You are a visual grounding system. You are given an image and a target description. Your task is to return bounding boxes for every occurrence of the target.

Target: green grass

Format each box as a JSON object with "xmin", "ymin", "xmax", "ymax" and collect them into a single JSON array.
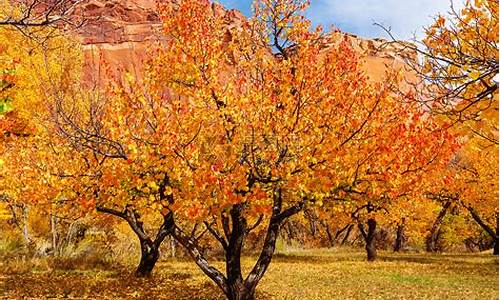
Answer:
[{"xmin": 0, "ymin": 248, "xmax": 497, "ymax": 299}]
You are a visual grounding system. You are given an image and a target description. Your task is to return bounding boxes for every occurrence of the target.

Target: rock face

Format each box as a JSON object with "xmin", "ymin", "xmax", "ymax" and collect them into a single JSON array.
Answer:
[
  {"xmin": 74, "ymin": 0, "xmax": 162, "ymax": 82},
  {"xmin": 77, "ymin": 0, "xmax": 160, "ymax": 45},
  {"xmin": 324, "ymin": 32, "xmax": 415, "ymax": 82},
  {"xmin": 74, "ymin": 0, "xmax": 411, "ymax": 83}
]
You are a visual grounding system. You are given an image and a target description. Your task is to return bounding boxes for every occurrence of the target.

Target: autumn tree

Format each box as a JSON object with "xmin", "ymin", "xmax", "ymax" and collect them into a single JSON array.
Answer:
[
  {"xmin": 328, "ymin": 107, "xmax": 457, "ymax": 260},
  {"xmin": 150, "ymin": 0, "xmax": 453, "ymax": 294},
  {"xmin": 440, "ymin": 137, "xmax": 499, "ymax": 254},
  {"xmin": 381, "ymin": 0, "xmax": 498, "ymax": 142},
  {"xmin": 48, "ymin": 0, "xmax": 457, "ymax": 298},
  {"xmin": 0, "ymin": 1, "xmax": 172, "ymax": 274},
  {"xmin": 49, "ymin": 74, "xmax": 176, "ymax": 276},
  {"xmin": 380, "ymin": 0, "xmax": 498, "ymax": 254},
  {"xmin": 0, "ymin": 17, "xmax": 90, "ymax": 256},
  {"xmin": 151, "ymin": 0, "xmax": 413, "ymax": 295}
]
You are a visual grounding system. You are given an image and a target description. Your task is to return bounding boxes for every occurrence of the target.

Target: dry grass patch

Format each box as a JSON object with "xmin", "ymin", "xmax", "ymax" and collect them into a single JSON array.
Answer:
[{"xmin": 0, "ymin": 248, "xmax": 497, "ymax": 299}]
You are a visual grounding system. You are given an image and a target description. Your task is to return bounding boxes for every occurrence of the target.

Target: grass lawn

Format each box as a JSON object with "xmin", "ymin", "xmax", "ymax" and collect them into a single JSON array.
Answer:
[{"xmin": 0, "ymin": 248, "xmax": 497, "ymax": 299}]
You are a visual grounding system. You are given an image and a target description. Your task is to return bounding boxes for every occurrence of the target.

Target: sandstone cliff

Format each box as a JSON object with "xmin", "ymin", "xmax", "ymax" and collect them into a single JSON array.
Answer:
[{"xmin": 75, "ymin": 0, "xmax": 411, "ymax": 83}]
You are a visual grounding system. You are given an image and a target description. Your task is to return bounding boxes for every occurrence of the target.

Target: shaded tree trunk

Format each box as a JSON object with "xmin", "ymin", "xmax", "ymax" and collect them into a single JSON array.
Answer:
[
  {"xmin": 359, "ymin": 218, "xmax": 377, "ymax": 261},
  {"xmin": 97, "ymin": 175, "xmax": 175, "ymax": 277},
  {"xmin": 331, "ymin": 224, "xmax": 350, "ymax": 246},
  {"xmin": 225, "ymin": 204, "xmax": 253, "ymax": 300},
  {"xmin": 136, "ymin": 240, "xmax": 160, "ymax": 277},
  {"xmin": 393, "ymin": 219, "xmax": 405, "ymax": 252},
  {"xmin": 97, "ymin": 206, "xmax": 173, "ymax": 277},
  {"xmin": 320, "ymin": 220, "xmax": 334, "ymax": 247},
  {"xmin": 340, "ymin": 224, "xmax": 354, "ymax": 246},
  {"xmin": 426, "ymin": 201, "xmax": 451, "ymax": 252},
  {"xmin": 465, "ymin": 205, "xmax": 499, "ymax": 256}
]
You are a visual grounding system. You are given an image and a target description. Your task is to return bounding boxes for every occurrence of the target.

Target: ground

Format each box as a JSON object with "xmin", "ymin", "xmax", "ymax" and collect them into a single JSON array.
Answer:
[{"xmin": 0, "ymin": 248, "xmax": 497, "ymax": 299}]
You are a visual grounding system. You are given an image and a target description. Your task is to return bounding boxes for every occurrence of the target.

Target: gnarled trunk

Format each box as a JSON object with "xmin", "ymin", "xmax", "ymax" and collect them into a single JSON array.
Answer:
[
  {"xmin": 426, "ymin": 201, "xmax": 451, "ymax": 252},
  {"xmin": 171, "ymin": 188, "xmax": 304, "ymax": 300},
  {"xmin": 96, "ymin": 205, "xmax": 174, "ymax": 277},
  {"xmin": 465, "ymin": 205, "xmax": 499, "ymax": 256},
  {"xmin": 136, "ymin": 241, "xmax": 160, "ymax": 277}
]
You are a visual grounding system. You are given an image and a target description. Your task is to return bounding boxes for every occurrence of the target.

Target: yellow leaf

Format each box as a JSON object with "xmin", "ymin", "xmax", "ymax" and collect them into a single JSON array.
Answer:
[{"xmin": 165, "ymin": 186, "xmax": 173, "ymax": 195}]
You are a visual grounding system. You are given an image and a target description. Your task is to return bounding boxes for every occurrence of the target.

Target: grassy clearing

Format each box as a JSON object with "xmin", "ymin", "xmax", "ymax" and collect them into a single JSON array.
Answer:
[{"xmin": 0, "ymin": 248, "xmax": 497, "ymax": 299}]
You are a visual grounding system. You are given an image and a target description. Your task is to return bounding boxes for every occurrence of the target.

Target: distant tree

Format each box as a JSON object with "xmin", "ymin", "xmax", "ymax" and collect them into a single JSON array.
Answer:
[
  {"xmin": 0, "ymin": 24, "xmax": 84, "ymax": 252},
  {"xmin": 381, "ymin": 0, "xmax": 499, "ymax": 255},
  {"xmin": 380, "ymin": 0, "xmax": 498, "ymax": 144},
  {"xmin": 444, "ymin": 138, "xmax": 498, "ymax": 254}
]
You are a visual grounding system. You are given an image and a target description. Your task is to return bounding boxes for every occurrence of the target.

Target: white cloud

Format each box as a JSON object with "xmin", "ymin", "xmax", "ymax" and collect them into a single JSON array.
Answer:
[{"xmin": 306, "ymin": 0, "xmax": 465, "ymax": 40}]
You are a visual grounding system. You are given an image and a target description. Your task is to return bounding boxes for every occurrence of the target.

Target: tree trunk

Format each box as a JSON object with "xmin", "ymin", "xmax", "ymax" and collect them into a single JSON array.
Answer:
[
  {"xmin": 340, "ymin": 224, "xmax": 354, "ymax": 245},
  {"xmin": 225, "ymin": 204, "xmax": 251, "ymax": 300},
  {"xmin": 365, "ymin": 218, "xmax": 377, "ymax": 261},
  {"xmin": 170, "ymin": 236, "xmax": 176, "ymax": 258},
  {"xmin": 321, "ymin": 220, "xmax": 334, "ymax": 247},
  {"xmin": 465, "ymin": 206, "xmax": 499, "ymax": 256},
  {"xmin": 227, "ymin": 280, "xmax": 254, "ymax": 300},
  {"xmin": 96, "ymin": 205, "xmax": 174, "ymax": 277},
  {"xmin": 136, "ymin": 241, "xmax": 160, "ymax": 277},
  {"xmin": 50, "ymin": 211, "xmax": 58, "ymax": 256},
  {"xmin": 393, "ymin": 219, "xmax": 405, "ymax": 252},
  {"xmin": 22, "ymin": 205, "xmax": 30, "ymax": 244},
  {"xmin": 426, "ymin": 201, "xmax": 451, "ymax": 252},
  {"xmin": 171, "ymin": 188, "xmax": 304, "ymax": 300}
]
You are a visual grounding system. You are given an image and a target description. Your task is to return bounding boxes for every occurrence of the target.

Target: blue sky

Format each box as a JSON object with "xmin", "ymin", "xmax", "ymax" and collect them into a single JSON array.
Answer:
[{"xmin": 216, "ymin": 0, "xmax": 463, "ymax": 40}]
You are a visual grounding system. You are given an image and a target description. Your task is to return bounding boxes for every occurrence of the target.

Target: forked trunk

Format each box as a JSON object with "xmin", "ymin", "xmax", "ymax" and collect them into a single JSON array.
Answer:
[
  {"xmin": 96, "ymin": 205, "xmax": 174, "ymax": 278},
  {"xmin": 136, "ymin": 241, "xmax": 160, "ymax": 277},
  {"xmin": 171, "ymin": 188, "xmax": 304, "ymax": 300},
  {"xmin": 227, "ymin": 280, "xmax": 254, "ymax": 300}
]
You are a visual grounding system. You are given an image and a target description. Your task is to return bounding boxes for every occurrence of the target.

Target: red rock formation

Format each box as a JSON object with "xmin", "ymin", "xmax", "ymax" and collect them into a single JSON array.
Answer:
[
  {"xmin": 72, "ymin": 0, "xmax": 160, "ymax": 83},
  {"xmin": 74, "ymin": 0, "xmax": 412, "ymax": 84}
]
